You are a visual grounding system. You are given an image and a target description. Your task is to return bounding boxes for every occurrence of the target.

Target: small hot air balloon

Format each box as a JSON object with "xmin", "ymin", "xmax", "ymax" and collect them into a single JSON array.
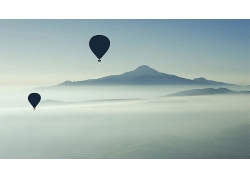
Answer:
[
  {"xmin": 28, "ymin": 93, "xmax": 41, "ymax": 110},
  {"xmin": 89, "ymin": 35, "xmax": 110, "ymax": 62}
]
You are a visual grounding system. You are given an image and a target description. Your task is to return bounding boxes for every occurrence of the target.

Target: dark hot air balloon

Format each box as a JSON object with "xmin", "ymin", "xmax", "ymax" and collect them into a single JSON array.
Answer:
[
  {"xmin": 28, "ymin": 93, "xmax": 41, "ymax": 110},
  {"xmin": 89, "ymin": 35, "xmax": 110, "ymax": 62}
]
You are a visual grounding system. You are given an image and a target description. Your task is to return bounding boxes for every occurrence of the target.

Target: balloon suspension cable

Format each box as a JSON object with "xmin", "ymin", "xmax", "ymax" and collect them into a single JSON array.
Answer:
[
  {"xmin": 34, "ymin": 108, "xmax": 35, "ymax": 110},
  {"xmin": 98, "ymin": 59, "xmax": 101, "ymax": 62}
]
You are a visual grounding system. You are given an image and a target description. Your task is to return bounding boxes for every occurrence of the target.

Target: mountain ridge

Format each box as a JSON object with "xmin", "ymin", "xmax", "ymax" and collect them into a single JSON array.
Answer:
[
  {"xmin": 166, "ymin": 88, "xmax": 250, "ymax": 97},
  {"xmin": 40, "ymin": 88, "xmax": 249, "ymax": 106},
  {"xmin": 58, "ymin": 65, "xmax": 236, "ymax": 86}
]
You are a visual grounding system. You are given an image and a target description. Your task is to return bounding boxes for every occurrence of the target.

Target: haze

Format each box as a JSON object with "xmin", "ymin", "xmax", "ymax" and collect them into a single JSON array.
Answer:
[
  {"xmin": 0, "ymin": 85, "xmax": 249, "ymax": 158},
  {"xmin": 0, "ymin": 19, "xmax": 249, "ymax": 159}
]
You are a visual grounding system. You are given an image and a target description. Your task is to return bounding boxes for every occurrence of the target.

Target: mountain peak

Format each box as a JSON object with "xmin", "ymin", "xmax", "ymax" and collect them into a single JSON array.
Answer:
[
  {"xmin": 193, "ymin": 77, "xmax": 207, "ymax": 81},
  {"xmin": 134, "ymin": 65, "xmax": 159, "ymax": 73},
  {"xmin": 57, "ymin": 65, "xmax": 234, "ymax": 86},
  {"xmin": 59, "ymin": 80, "xmax": 72, "ymax": 86},
  {"xmin": 136, "ymin": 65, "xmax": 151, "ymax": 69}
]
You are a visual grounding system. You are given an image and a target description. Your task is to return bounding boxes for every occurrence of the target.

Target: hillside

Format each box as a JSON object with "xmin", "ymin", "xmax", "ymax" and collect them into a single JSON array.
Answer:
[{"xmin": 58, "ymin": 65, "xmax": 235, "ymax": 86}]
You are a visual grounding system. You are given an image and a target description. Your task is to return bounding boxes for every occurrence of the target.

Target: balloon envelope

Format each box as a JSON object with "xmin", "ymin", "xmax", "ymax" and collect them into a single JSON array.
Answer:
[
  {"xmin": 28, "ymin": 93, "xmax": 41, "ymax": 110},
  {"xmin": 89, "ymin": 35, "xmax": 110, "ymax": 61}
]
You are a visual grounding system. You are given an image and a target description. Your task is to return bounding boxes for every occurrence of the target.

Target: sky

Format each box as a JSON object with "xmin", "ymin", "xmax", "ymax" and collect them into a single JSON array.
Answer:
[{"xmin": 0, "ymin": 19, "xmax": 249, "ymax": 87}]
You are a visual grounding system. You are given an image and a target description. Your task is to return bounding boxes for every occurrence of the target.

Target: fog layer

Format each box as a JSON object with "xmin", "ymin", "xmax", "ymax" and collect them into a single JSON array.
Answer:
[{"xmin": 0, "ymin": 86, "xmax": 249, "ymax": 158}]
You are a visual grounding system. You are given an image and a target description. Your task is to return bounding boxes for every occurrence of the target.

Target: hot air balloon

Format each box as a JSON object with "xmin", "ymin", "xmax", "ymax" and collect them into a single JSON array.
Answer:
[
  {"xmin": 28, "ymin": 93, "xmax": 41, "ymax": 110},
  {"xmin": 89, "ymin": 35, "xmax": 110, "ymax": 62}
]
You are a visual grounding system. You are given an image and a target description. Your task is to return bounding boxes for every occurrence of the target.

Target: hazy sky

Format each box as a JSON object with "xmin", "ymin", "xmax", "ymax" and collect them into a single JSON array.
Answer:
[{"xmin": 0, "ymin": 19, "xmax": 249, "ymax": 87}]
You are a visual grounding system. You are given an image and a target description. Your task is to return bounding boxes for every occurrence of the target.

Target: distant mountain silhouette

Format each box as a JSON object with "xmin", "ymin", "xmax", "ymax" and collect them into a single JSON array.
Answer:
[
  {"xmin": 192, "ymin": 77, "xmax": 230, "ymax": 85},
  {"xmin": 41, "ymin": 99, "xmax": 69, "ymax": 104},
  {"xmin": 166, "ymin": 88, "xmax": 250, "ymax": 97},
  {"xmin": 58, "ymin": 65, "xmax": 235, "ymax": 86},
  {"xmin": 40, "ymin": 98, "xmax": 142, "ymax": 106}
]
